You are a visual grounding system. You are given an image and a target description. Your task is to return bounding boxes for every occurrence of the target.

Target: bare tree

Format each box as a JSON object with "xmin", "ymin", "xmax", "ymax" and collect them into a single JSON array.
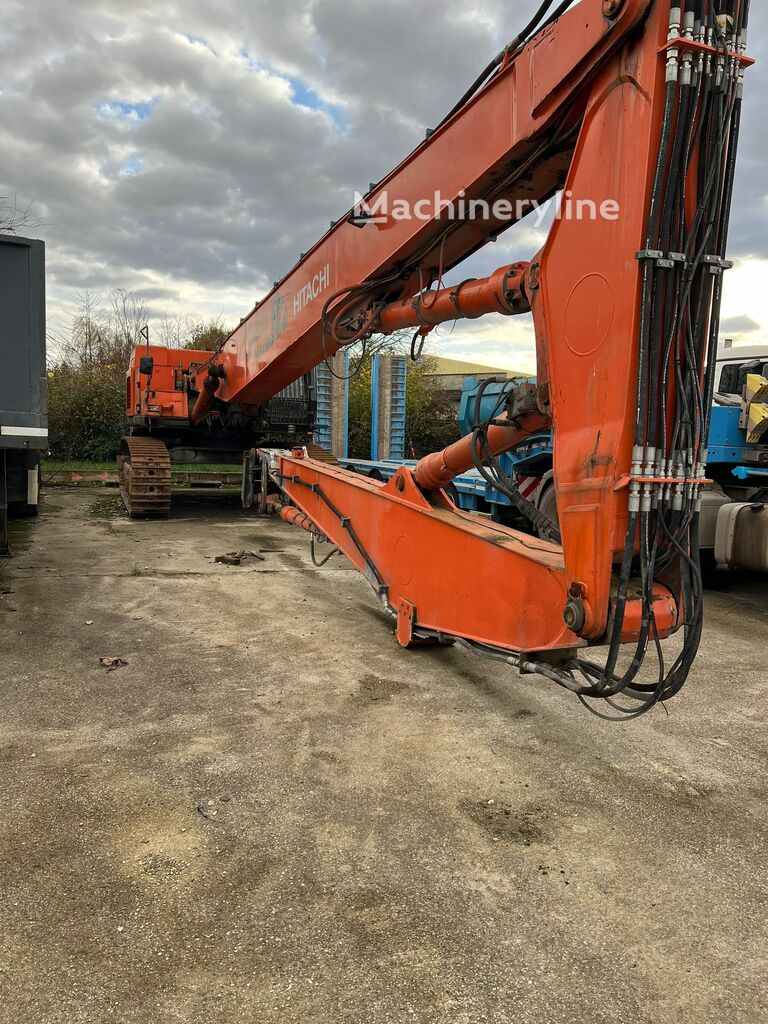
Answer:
[
  {"xmin": 108, "ymin": 289, "xmax": 148, "ymax": 367},
  {"xmin": 53, "ymin": 288, "xmax": 147, "ymax": 371},
  {"xmin": 155, "ymin": 311, "xmax": 190, "ymax": 348},
  {"xmin": 0, "ymin": 196, "xmax": 42, "ymax": 234},
  {"xmin": 66, "ymin": 290, "xmax": 107, "ymax": 367}
]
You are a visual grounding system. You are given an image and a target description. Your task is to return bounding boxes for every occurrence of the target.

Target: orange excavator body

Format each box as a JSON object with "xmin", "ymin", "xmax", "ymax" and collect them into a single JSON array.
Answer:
[{"xmin": 125, "ymin": 346, "xmax": 211, "ymax": 421}]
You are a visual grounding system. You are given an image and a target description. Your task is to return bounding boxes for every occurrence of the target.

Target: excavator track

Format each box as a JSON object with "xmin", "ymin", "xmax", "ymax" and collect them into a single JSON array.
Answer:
[{"xmin": 117, "ymin": 437, "xmax": 172, "ymax": 518}]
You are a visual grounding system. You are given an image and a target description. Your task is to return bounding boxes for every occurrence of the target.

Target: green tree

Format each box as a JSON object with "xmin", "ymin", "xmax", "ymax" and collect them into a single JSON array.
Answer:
[
  {"xmin": 46, "ymin": 289, "xmax": 144, "ymax": 461},
  {"xmin": 346, "ymin": 351, "xmax": 459, "ymax": 459},
  {"xmin": 347, "ymin": 357, "xmax": 373, "ymax": 458},
  {"xmin": 47, "ymin": 362, "xmax": 126, "ymax": 461},
  {"xmin": 184, "ymin": 318, "xmax": 231, "ymax": 351},
  {"xmin": 404, "ymin": 355, "xmax": 460, "ymax": 457}
]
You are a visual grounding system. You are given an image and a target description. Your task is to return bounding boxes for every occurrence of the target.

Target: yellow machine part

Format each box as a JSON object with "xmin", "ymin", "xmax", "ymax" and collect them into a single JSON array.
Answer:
[
  {"xmin": 744, "ymin": 374, "xmax": 768, "ymax": 405},
  {"xmin": 745, "ymin": 402, "xmax": 768, "ymax": 444}
]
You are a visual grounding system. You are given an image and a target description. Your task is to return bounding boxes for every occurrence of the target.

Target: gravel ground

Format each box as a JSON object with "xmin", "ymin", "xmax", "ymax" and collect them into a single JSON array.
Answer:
[{"xmin": 0, "ymin": 487, "xmax": 765, "ymax": 1024}]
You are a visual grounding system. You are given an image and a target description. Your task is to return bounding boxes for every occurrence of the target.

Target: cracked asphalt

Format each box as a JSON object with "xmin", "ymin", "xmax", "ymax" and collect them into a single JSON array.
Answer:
[{"xmin": 0, "ymin": 487, "xmax": 765, "ymax": 1024}]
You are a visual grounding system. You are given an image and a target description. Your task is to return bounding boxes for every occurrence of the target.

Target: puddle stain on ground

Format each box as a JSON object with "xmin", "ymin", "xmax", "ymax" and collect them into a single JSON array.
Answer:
[
  {"xmin": 352, "ymin": 674, "xmax": 409, "ymax": 705},
  {"xmin": 460, "ymin": 798, "xmax": 548, "ymax": 846}
]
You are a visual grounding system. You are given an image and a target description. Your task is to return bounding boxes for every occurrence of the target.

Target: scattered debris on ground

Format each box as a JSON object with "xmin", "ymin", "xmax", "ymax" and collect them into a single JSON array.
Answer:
[
  {"xmin": 214, "ymin": 549, "xmax": 266, "ymax": 566},
  {"xmin": 99, "ymin": 657, "xmax": 128, "ymax": 672}
]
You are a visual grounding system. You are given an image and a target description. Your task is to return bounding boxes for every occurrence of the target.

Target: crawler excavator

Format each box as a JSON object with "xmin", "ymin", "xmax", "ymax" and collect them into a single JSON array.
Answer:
[
  {"xmin": 120, "ymin": 0, "xmax": 752, "ymax": 717},
  {"xmin": 119, "ymin": 339, "xmax": 315, "ymax": 516}
]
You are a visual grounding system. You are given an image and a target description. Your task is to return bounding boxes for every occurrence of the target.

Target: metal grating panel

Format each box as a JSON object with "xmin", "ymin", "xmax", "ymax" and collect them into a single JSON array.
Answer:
[
  {"xmin": 389, "ymin": 355, "xmax": 407, "ymax": 460},
  {"xmin": 314, "ymin": 361, "xmax": 334, "ymax": 452},
  {"xmin": 313, "ymin": 356, "xmax": 348, "ymax": 457},
  {"xmin": 371, "ymin": 354, "xmax": 407, "ymax": 460}
]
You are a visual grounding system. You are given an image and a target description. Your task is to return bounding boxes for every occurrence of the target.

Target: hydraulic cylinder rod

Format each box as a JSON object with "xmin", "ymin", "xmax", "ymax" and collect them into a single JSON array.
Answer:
[
  {"xmin": 375, "ymin": 263, "xmax": 530, "ymax": 336},
  {"xmin": 414, "ymin": 406, "xmax": 550, "ymax": 491},
  {"xmin": 189, "ymin": 365, "xmax": 225, "ymax": 424},
  {"xmin": 280, "ymin": 505, "xmax": 320, "ymax": 534}
]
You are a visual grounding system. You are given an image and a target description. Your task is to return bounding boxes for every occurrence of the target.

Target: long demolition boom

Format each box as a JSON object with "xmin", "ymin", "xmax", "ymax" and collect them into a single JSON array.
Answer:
[
  {"xmin": 215, "ymin": 0, "xmax": 751, "ymax": 718},
  {"xmin": 194, "ymin": 0, "xmax": 658, "ymax": 410}
]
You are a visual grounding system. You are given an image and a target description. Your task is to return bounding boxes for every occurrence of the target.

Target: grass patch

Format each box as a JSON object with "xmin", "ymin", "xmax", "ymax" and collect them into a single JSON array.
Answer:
[
  {"xmin": 89, "ymin": 495, "xmax": 126, "ymax": 519},
  {"xmin": 130, "ymin": 563, "xmax": 143, "ymax": 577},
  {"xmin": 45, "ymin": 460, "xmax": 113, "ymax": 474},
  {"xmin": 45, "ymin": 460, "xmax": 238, "ymax": 475},
  {"xmin": 0, "ymin": 560, "xmax": 11, "ymax": 585}
]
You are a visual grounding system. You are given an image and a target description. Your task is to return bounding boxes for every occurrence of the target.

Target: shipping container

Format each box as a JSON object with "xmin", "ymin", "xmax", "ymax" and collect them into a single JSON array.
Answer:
[{"xmin": 0, "ymin": 233, "xmax": 46, "ymax": 555}]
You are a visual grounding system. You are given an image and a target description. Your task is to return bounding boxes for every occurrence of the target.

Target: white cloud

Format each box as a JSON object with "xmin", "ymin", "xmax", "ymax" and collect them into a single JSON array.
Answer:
[
  {"xmin": 721, "ymin": 258, "xmax": 768, "ymax": 344},
  {"xmin": 0, "ymin": 0, "xmax": 765, "ymax": 371}
]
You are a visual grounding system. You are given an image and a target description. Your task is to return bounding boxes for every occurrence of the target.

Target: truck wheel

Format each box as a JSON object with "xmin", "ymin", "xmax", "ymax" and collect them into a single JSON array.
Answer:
[
  {"xmin": 444, "ymin": 483, "xmax": 460, "ymax": 507},
  {"xmin": 537, "ymin": 483, "xmax": 559, "ymax": 540},
  {"xmin": 699, "ymin": 549, "xmax": 720, "ymax": 587}
]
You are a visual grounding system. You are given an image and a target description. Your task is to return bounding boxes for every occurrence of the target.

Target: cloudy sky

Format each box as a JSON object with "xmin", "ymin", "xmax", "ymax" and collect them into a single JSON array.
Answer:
[{"xmin": 1, "ymin": 0, "xmax": 766, "ymax": 373}]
